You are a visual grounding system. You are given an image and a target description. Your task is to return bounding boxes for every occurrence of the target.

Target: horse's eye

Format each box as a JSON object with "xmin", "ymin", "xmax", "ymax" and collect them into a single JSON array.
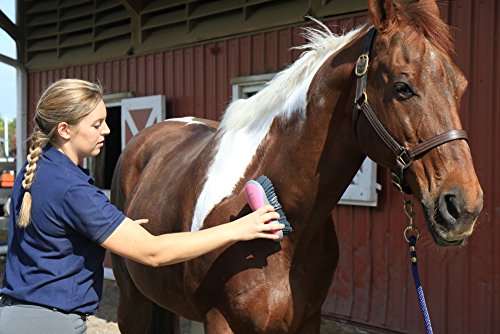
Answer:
[{"xmin": 394, "ymin": 82, "xmax": 415, "ymax": 100}]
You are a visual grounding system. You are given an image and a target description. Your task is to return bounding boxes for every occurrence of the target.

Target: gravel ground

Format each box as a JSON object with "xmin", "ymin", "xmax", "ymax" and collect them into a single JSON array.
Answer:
[{"xmin": 0, "ymin": 253, "xmax": 120, "ymax": 334}]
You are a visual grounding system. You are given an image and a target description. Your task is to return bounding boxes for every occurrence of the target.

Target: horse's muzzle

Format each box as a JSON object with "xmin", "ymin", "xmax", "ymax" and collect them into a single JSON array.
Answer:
[{"xmin": 422, "ymin": 187, "xmax": 483, "ymax": 247}]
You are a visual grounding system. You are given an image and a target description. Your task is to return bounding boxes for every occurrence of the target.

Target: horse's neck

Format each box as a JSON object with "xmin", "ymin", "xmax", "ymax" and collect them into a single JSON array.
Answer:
[
  {"xmin": 259, "ymin": 107, "xmax": 366, "ymax": 223},
  {"xmin": 261, "ymin": 68, "xmax": 366, "ymax": 222},
  {"xmin": 198, "ymin": 28, "xmax": 368, "ymax": 230}
]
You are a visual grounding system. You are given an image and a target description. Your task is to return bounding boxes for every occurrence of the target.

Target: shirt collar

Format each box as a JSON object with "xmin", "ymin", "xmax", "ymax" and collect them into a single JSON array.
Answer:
[{"xmin": 43, "ymin": 144, "xmax": 94, "ymax": 184}]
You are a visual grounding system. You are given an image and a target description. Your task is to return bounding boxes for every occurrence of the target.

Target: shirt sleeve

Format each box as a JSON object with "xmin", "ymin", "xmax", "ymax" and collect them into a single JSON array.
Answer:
[{"xmin": 61, "ymin": 183, "xmax": 126, "ymax": 244}]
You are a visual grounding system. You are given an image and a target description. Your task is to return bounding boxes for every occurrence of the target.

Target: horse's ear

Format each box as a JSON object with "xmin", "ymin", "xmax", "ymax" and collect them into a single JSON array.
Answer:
[
  {"xmin": 368, "ymin": 0, "xmax": 397, "ymax": 31},
  {"xmin": 419, "ymin": 0, "xmax": 441, "ymax": 17}
]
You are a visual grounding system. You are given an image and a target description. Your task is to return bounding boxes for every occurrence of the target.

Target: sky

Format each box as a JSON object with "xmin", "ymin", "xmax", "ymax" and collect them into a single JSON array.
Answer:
[{"xmin": 0, "ymin": 0, "xmax": 17, "ymax": 121}]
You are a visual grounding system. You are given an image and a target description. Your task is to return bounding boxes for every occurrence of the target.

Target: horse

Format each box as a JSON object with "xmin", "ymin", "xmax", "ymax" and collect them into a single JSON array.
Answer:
[{"xmin": 110, "ymin": 0, "xmax": 483, "ymax": 332}]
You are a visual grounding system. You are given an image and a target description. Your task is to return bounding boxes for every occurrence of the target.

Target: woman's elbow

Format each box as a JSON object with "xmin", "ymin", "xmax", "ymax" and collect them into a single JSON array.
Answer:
[
  {"xmin": 145, "ymin": 258, "xmax": 162, "ymax": 267},
  {"xmin": 139, "ymin": 248, "xmax": 179, "ymax": 267},
  {"xmin": 138, "ymin": 252, "xmax": 163, "ymax": 267}
]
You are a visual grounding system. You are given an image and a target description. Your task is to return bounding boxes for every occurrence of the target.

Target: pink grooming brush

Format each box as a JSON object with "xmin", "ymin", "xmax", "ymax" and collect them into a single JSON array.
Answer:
[{"xmin": 244, "ymin": 177, "xmax": 289, "ymax": 241}]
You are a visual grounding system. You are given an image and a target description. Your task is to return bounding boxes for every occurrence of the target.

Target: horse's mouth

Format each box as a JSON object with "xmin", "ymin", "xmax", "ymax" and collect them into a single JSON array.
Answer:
[{"xmin": 422, "ymin": 204, "xmax": 466, "ymax": 247}]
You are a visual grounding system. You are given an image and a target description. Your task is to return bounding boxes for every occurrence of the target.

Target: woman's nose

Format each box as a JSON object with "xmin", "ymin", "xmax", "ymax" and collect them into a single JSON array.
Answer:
[{"xmin": 102, "ymin": 121, "xmax": 111, "ymax": 135}]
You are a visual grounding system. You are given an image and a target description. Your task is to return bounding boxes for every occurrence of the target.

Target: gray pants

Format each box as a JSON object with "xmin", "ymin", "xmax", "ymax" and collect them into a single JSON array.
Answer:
[{"xmin": 0, "ymin": 295, "xmax": 87, "ymax": 334}]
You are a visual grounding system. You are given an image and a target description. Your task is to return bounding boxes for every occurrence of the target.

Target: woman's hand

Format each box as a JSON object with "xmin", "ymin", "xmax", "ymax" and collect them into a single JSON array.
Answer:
[{"xmin": 232, "ymin": 205, "xmax": 284, "ymax": 241}]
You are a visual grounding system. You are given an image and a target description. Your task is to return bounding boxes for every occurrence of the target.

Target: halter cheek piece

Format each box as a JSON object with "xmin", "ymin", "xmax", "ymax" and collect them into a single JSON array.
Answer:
[{"xmin": 352, "ymin": 28, "xmax": 468, "ymax": 194}]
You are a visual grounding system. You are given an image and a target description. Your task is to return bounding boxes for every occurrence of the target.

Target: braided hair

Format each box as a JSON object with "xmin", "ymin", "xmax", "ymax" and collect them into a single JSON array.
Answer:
[{"xmin": 17, "ymin": 79, "xmax": 103, "ymax": 227}]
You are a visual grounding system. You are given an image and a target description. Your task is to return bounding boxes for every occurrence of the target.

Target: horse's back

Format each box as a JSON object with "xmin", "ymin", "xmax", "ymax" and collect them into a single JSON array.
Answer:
[{"xmin": 111, "ymin": 117, "xmax": 218, "ymax": 231}]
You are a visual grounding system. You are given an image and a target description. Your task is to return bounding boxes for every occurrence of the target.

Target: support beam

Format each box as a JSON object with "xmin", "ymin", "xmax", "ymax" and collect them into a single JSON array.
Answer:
[
  {"xmin": 120, "ymin": 0, "xmax": 142, "ymax": 50},
  {"xmin": 0, "ymin": 10, "xmax": 21, "ymax": 43},
  {"xmin": 0, "ymin": 54, "xmax": 18, "ymax": 68},
  {"xmin": 16, "ymin": 0, "xmax": 26, "ymax": 64},
  {"xmin": 121, "ymin": 0, "xmax": 141, "ymax": 15}
]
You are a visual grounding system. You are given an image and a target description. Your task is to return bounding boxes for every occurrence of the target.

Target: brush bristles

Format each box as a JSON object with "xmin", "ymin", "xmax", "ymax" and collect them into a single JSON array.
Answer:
[{"xmin": 256, "ymin": 175, "xmax": 292, "ymax": 234}]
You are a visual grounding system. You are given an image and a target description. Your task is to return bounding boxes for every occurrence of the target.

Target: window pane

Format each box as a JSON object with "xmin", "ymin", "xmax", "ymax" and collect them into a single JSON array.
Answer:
[
  {"xmin": 0, "ymin": 1, "xmax": 16, "ymax": 24},
  {"xmin": 0, "ymin": 0, "xmax": 17, "ymax": 59},
  {"xmin": 0, "ymin": 62, "xmax": 17, "ymax": 121},
  {"xmin": 0, "ymin": 29, "xmax": 17, "ymax": 60}
]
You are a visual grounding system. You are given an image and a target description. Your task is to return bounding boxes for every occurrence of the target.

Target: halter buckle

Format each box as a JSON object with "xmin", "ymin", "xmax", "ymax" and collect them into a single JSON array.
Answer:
[
  {"xmin": 396, "ymin": 148, "xmax": 413, "ymax": 169},
  {"xmin": 355, "ymin": 54, "xmax": 369, "ymax": 77}
]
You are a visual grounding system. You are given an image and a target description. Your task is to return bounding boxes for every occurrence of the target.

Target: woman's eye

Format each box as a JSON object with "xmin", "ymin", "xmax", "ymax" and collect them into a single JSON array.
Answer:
[{"xmin": 394, "ymin": 82, "xmax": 415, "ymax": 100}]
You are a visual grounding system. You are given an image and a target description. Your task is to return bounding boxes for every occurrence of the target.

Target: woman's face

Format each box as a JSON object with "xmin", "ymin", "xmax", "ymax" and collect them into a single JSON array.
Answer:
[{"xmin": 66, "ymin": 100, "xmax": 110, "ymax": 164}]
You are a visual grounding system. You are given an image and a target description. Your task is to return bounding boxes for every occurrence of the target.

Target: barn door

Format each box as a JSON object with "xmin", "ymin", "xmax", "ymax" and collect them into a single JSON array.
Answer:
[{"xmin": 121, "ymin": 95, "xmax": 166, "ymax": 148}]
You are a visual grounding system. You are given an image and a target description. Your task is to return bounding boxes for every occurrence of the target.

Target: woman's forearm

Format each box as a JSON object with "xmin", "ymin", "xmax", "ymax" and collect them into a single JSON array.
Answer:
[{"xmin": 102, "ymin": 205, "xmax": 282, "ymax": 267}]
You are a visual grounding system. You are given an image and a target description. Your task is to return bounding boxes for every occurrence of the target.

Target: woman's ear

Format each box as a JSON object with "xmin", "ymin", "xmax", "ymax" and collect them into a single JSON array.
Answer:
[{"xmin": 56, "ymin": 122, "xmax": 72, "ymax": 140}]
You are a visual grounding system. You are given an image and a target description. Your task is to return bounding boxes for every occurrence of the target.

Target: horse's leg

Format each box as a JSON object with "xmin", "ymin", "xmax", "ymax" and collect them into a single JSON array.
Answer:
[
  {"xmin": 112, "ymin": 254, "xmax": 154, "ymax": 334},
  {"xmin": 204, "ymin": 308, "xmax": 234, "ymax": 334},
  {"xmin": 294, "ymin": 311, "xmax": 322, "ymax": 333},
  {"xmin": 291, "ymin": 216, "xmax": 338, "ymax": 334},
  {"xmin": 149, "ymin": 304, "xmax": 180, "ymax": 334}
]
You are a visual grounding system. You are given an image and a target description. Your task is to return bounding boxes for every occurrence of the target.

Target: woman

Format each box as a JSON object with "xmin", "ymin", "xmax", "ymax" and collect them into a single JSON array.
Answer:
[{"xmin": 0, "ymin": 79, "xmax": 283, "ymax": 333}]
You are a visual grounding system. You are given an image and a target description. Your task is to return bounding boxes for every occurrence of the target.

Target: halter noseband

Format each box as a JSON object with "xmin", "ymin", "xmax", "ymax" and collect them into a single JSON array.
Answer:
[{"xmin": 353, "ymin": 28, "xmax": 468, "ymax": 194}]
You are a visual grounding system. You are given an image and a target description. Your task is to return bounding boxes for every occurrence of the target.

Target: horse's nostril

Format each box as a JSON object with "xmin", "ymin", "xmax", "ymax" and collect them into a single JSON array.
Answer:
[{"xmin": 444, "ymin": 194, "xmax": 461, "ymax": 220}]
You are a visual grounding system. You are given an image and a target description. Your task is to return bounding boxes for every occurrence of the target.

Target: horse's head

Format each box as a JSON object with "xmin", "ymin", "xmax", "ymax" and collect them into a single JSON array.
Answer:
[{"xmin": 354, "ymin": 0, "xmax": 483, "ymax": 246}]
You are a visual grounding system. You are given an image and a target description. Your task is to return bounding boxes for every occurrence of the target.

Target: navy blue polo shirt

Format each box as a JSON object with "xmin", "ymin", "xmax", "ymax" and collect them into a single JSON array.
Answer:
[{"xmin": 1, "ymin": 145, "xmax": 125, "ymax": 315}]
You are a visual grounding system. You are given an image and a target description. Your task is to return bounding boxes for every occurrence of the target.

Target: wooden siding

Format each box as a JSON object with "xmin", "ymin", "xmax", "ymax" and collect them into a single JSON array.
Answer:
[{"xmin": 26, "ymin": 2, "xmax": 499, "ymax": 333}]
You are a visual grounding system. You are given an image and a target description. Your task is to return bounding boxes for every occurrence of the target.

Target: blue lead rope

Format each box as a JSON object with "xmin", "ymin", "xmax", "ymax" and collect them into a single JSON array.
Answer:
[{"xmin": 408, "ymin": 235, "xmax": 434, "ymax": 334}]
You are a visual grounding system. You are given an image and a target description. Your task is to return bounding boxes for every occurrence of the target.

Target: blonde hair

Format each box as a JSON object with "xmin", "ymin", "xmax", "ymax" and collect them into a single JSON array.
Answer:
[{"xmin": 17, "ymin": 78, "xmax": 104, "ymax": 228}]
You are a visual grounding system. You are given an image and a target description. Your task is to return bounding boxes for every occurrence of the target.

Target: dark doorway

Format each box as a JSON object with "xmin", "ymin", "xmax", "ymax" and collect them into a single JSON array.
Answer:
[{"xmin": 93, "ymin": 105, "xmax": 121, "ymax": 189}]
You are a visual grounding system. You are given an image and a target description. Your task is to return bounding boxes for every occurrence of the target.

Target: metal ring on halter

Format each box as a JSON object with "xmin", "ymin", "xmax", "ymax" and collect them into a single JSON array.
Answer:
[
  {"xmin": 392, "ymin": 177, "xmax": 403, "ymax": 192},
  {"xmin": 404, "ymin": 225, "xmax": 420, "ymax": 242},
  {"xmin": 355, "ymin": 91, "xmax": 368, "ymax": 106},
  {"xmin": 361, "ymin": 91, "xmax": 368, "ymax": 105}
]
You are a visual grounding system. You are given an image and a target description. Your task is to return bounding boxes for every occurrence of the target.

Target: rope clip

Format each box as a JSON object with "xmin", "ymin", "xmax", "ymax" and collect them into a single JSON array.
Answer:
[{"xmin": 403, "ymin": 197, "xmax": 420, "ymax": 242}]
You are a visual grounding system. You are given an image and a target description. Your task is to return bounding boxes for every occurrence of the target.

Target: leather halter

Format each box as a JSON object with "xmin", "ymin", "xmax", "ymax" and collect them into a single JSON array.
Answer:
[{"xmin": 352, "ymin": 28, "xmax": 468, "ymax": 193}]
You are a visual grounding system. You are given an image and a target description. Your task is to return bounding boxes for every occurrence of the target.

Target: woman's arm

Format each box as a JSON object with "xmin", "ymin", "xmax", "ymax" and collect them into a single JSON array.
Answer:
[{"xmin": 101, "ymin": 205, "xmax": 282, "ymax": 267}]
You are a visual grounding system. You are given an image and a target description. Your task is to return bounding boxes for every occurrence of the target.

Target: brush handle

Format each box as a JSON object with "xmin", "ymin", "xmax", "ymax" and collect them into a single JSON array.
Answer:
[
  {"xmin": 245, "ymin": 181, "xmax": 269, "ymax": 209},
  {"xmin": 244, "ymin": 180, "xmax": 283, "ymax": 241}
]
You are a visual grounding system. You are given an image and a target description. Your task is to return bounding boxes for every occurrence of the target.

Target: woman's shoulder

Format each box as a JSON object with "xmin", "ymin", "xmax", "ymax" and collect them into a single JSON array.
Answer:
[{"xmin": 29, "ymin": 160, "xmax": 96, "ymax": 208}]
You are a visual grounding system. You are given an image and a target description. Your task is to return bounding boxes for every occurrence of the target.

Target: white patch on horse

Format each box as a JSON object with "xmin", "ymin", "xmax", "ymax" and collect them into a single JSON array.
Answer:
[
  {"xmin": 191, "ymin": 24, "xmax": 364, "ymax": 232},
  {"xmin": 165, "ymin": 116, "xmax": 205, "ymax": 126}
]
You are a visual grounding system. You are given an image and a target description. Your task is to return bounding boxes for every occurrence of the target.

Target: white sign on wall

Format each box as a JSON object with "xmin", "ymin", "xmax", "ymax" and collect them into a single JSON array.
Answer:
[
  {"xmin": 337, "ymin": 157, "xmax": 381, "ymax": 207},
  {"xmin": 121, "ymin": 95, "xmax": 166, "ymax": 149}
]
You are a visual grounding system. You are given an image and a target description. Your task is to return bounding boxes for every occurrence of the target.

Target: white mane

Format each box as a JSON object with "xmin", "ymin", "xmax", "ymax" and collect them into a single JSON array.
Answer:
[
  {"xmin": 221, "ymin": 25, "xmax": 364, "ymax": 131},
  {"xmin": 191, "ymin": 23, "xmax": 365, "ymax": 231}
]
